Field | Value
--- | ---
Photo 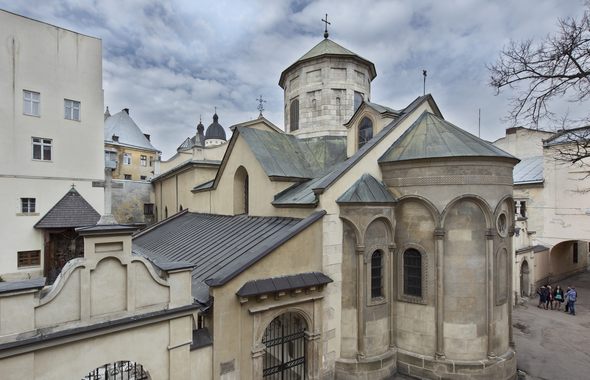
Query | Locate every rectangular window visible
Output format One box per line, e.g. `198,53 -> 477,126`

573,242 -> 579,263
140,175 -> 147,180
23,90 -> 40,116
18,250 -> 41,268
123,153 -> 132,165
32,137 -> 52,161
149,156 -> 154,167
64,99 -> 81,121
140,155 -> 147,167
20,198 -> 36,213
144,203 -> 154,215
124,174 -> 132,180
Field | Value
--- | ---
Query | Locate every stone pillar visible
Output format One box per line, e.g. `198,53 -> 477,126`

485,229 -> 496,358
434,228 -> 445,359
508,227 -> 516,348
389,243 -> 396,349
356,244 -> 365,359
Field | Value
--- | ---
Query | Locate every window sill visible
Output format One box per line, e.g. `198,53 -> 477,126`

32,159 -> 53,163
367,296 -> 387,307
16,213 -> 39,216
65,118 -> 81,122
18,265 -> 41,269
23,113 -> 40,118
398,294 -> 427,305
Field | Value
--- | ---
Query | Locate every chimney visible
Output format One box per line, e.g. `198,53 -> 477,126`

123,108 -> 129,115
144,134 -> 151,141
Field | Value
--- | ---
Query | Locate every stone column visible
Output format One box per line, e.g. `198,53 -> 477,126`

434,228 -> 445,359
508,227 -> 516,348
356,244 -> 365,359
486,229 -> 496,358
389,243 -> 396,349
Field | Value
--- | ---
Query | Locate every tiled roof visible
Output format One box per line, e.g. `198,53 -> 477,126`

35,187 -> 100,229
132,211 -> 325,304
513,156 -> 544,185
337,173 -> 396,204
236,272 -> 332,298
104,110 -> 159,152
379,112 -> 517,163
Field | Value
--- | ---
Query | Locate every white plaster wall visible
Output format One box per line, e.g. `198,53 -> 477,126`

0,11 -> 104,278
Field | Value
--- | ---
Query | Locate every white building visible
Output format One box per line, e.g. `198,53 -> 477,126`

0,10 -> 104,280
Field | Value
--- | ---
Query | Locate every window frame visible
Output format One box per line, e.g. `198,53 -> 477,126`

397,245 -> 427,304
20,198 -> 36,214
32,137 -> 52,161
357,116 -> 374,149
123,153 -> 132,165
140,155 -> 147,167
143,203 -> 154,215
17,250 -> 41,268
64,99 -> 81,121
124,174 -> 132,180
370,250 -> 384,300
23,90 -> 40,117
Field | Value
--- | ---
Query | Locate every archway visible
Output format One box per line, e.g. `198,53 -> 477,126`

520,260 -> 530,297
262,312 -> 307,379
82,360 -> 150,379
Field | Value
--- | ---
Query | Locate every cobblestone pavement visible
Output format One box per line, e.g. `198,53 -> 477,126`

513,270 -> 590,380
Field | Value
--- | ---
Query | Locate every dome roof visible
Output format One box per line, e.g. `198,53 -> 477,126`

205,113 -> 226,141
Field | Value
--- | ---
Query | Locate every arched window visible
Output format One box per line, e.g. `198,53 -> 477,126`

234,166 -> 249,214
358,117 -> 373,149
403,249 -> 422,297
290,99 -> 299,132
262,313 -> 307,378
371,250 -> 383,299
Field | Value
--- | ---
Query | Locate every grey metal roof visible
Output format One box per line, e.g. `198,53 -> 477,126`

238,127 -> 347,180
513,156 -> 544,185
365,101 -> 400,115
279,38 -> 377,87
272,95 -> 437,206
104,110 -> 159,152
192,179 -> 215,192
132,211 -> 326,304
236,272 -> 332,298
379,112 -> 517,163
76,224 -> 139,235
543,125 -> 590,146
337,173 -> 396,204
0,277 -> 46,294
35,187 -> 100,229
205,114 -> 226,141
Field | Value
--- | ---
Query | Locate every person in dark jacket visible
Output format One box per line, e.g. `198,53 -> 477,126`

537,285 -> 548,309
553,285 -> 564,311
566,286 -> 577,316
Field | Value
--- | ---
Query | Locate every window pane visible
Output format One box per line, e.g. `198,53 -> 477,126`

371,251 -> 383,298
33,144 -> 41,159
404,249 -> 422,297
32,101 -> 39,116
43,145 -> 51,160
73,107 -> 80,120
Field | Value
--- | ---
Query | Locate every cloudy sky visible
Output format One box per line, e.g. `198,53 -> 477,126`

1,0 -> 586,159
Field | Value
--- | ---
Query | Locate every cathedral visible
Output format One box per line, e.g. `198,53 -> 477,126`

0,17 -> 518,380
139,31 -> 519,379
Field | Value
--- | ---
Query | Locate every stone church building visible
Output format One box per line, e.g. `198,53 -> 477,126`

0,25 -> 518,380
137,34 -> 519,379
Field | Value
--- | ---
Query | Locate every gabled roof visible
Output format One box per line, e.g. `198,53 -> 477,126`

272,95 -> 440,206
513,156 -> 544,185
229,116 -> 284,133
132,211 -> 325,304
279,38 -> 377,87
344,100 -> 400,127
337,173 -> 396,204
104,110 -> 159,152
35,187 -> 100,229
379,112 -> 517,163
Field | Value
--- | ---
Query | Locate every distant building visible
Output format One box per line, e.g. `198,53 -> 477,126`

104,107 -> 160,181
0,10 -> 104,280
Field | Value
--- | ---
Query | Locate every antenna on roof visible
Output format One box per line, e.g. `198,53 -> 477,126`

422,69 -> 427,96
322,13 -> 331,39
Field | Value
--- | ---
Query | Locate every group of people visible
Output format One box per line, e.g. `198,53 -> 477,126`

537,285 -> 578,315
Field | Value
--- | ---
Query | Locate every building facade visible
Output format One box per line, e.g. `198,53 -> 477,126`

0,10 -> 104,280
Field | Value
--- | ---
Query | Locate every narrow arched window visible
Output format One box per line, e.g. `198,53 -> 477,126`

179,205 -> 183,211
404,249 -> 422,297
165,206 -> 168,219
358,117 -> 373,149
290,99 -> 299,132
371,250 -> 383,299
234,166 -> 249,214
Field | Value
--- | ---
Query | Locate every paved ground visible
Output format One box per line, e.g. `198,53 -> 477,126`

513,270 -> 590,380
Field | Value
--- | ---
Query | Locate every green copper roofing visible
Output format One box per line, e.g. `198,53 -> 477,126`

279,38 -> 376,87
337,174 -> 396,204
379,112 -> 517,163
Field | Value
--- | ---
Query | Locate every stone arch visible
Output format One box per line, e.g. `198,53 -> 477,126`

255,307 -> 313,347
339,216 -> 362,245
397,195 -> 441,228
362,217 -> 393,260
520,260 -> 530,297
233,166 -> 249,215
549,240 -> 585,281
441,194 -> 493,229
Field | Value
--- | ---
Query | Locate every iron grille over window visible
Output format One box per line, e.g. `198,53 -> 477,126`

404,249 -> 422,297
262,312 -> 307,378
371,250 -> 383,299
358,117 -> 373,149
144,203 -> 154,215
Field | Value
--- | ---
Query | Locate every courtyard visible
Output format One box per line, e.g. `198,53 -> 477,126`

513,270 -> 590,380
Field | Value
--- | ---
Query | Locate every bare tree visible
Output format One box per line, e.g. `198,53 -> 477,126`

489,6 -> 590,128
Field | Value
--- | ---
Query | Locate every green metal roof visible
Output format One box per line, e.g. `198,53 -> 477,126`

336,174 -> 396,204
379,112 -> 517,163
279,38 -> 376,87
